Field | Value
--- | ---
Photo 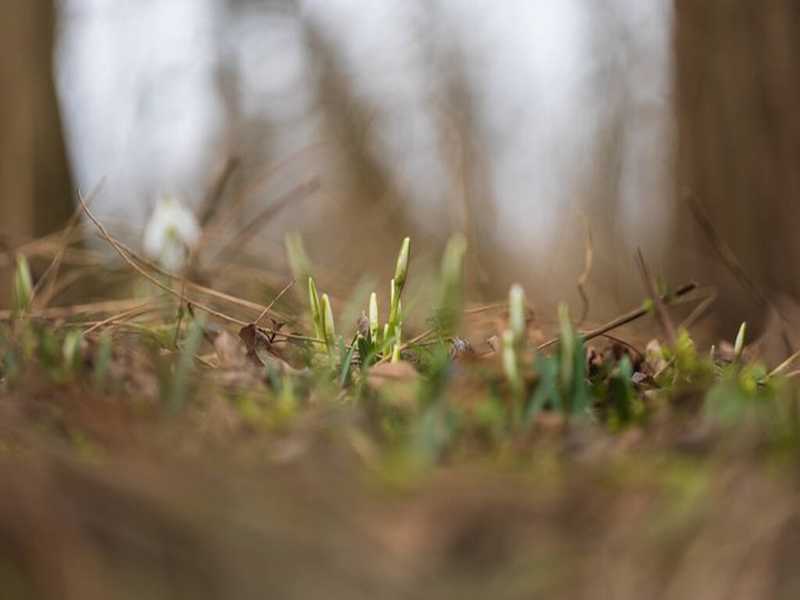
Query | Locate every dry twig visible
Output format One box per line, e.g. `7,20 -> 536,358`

636,248 -> 677,347
537,282 -> 697,352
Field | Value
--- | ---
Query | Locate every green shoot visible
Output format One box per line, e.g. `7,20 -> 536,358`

321,293 -> 336,351
285,232 -> 312,283
13,255 -> 33,316
387,278 -> 399,340
394,236 -> 410,293
558,303 -> 575,389
556,303 -> 591,419
509,283 -> 526,346
502,330 -> 523,425
167,315 -> 206,414
437,234 -> 467,336
501,283 -> 528,427
308,277 -> 323,341
61,330 -> 82,380
734,322 -> 747,362
93,332 -> 113,391
369,292 -> 380,343
339,334 -> 358,387
391,322 -> 402,363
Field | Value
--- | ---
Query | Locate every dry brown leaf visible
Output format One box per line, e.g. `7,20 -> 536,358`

238,324 -> 302,374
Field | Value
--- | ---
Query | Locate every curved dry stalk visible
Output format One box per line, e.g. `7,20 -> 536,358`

80,194 -> 316,344
769,348 -> 800,378
464,302 -> 508,315
0,298 -> 160,321
687,193 -> 793,354
537,282 -> 698,352
80,194 -> 248,326
636,248 -> 676,347
255,279 -> 295,326
81,299 -> 164,337
576,212 -> 594,327
111,236 -> 292,323
679,286 -> 719,330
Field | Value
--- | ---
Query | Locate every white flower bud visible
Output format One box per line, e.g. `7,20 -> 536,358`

509,283 -> 526,344
142,196 -> 200,272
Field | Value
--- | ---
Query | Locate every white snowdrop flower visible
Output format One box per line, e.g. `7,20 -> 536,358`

142,195 -> 200,272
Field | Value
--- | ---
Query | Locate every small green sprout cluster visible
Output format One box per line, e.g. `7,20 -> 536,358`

501,284 -> 526,424
10,225 -> 800,468
499,293 -> 597,428
307,276 -> 336,353
285,232 -> 339,356
701,320 -> 793,428
303,237 -> 411,367
360,237 -> 411,365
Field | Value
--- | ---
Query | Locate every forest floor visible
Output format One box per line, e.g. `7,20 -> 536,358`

3,207 -> 800,600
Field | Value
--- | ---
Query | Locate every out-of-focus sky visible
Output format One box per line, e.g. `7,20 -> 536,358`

55,0 -> 672,298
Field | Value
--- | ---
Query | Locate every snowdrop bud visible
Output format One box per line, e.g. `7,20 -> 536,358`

558,303 -> 575,387
734,322 -> 747,361
369,292 -> 379,341
142,196 -> 200,272
13,254 -> 33,314
394,237 -> 410,293
321,293 -> 336,348
388,278 -> 401,336
509,284 -> 526,344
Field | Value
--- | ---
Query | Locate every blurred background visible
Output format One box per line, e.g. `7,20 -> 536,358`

3,0 -> 800,341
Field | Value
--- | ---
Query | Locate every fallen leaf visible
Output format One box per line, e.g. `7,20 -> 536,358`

238,324 -> 303,375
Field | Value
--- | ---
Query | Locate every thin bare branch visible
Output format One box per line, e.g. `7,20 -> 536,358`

636,248 -> 677,346
537,282 -> 697,352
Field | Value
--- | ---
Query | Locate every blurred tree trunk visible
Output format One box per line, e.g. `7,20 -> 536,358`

0,0 -> 74,243
674,1 -> 800,337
